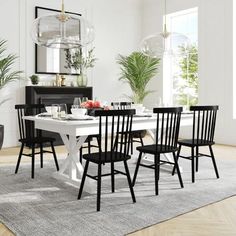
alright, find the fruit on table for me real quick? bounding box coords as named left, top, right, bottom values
left=81, top=100, right=102, bottom=108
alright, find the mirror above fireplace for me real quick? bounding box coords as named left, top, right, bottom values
left=35, top=6, right=81, bottom=75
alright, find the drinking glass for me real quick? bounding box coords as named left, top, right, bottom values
left=73, top=97, right=82, bottom=107
left=112, top=102, right=120, bottom=110
left=59, top=104, right=67, bottom=118
left=81, top=97, right=88, bottom=103
left=51, top=104, right=59, bottom=118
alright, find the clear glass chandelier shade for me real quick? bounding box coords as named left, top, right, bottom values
left=140, top=32, right=190, bottom=58
left=31, top=14, right=95, bottom=49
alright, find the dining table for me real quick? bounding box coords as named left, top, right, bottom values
left=24, top=112, right=193, bottom=193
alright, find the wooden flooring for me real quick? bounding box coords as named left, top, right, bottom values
left=128, top=196, right=236, bottom=236
left=0, top=144, right=236, bottom=236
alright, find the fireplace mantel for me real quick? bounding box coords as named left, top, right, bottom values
left=25, top=86, right=93, bottom=145
left=26, top=86, right=93, bottom=105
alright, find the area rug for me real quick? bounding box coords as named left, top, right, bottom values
left=0, top=155, right=235, bottom=236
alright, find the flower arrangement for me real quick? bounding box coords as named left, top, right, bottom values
left=80, top=100, right=102, bottom=109
left=65, top=47, right=97, bottom=73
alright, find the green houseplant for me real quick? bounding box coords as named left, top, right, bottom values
left=65, top=47, right=97, bottom=87
left=117, top=51, right=160, bottom=104
left=29, top=74, right=39, bottom=85
left=0, top=39, right=22, bottom=149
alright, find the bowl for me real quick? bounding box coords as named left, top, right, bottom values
left=131, top=104, right=145, bottom=114
left=45, top=106, right=58, bottom=114
left=71, top=108, right=87, bottom=116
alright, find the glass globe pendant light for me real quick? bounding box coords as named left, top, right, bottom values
left=141, top=0, right=189, bottom=57
left=31, top=0, right=94, bottom=49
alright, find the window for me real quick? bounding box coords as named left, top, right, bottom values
left=163, top=8, right=198, bottom=108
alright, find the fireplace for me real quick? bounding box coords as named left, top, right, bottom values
left=25, top=86, right=93, bottom=145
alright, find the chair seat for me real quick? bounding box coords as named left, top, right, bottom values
left=178, top=139, right=215, bottom=147
left=131, top=130, right=144, bottom=134
left=137, top=144, right=178, bottom=154
left=83, top=152, right=131, bottom=164
left=19, top=137, right=56, bottom=144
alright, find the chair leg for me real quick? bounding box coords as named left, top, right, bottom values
left=111, top=162, right=115, bottom=193
left=139, top=132, right=144, bottom=146
left=80, top=147, right=83, bottom=164
left=96, top=136, right=100, bottom=149
left=97, top=163, right=102, bottom=211
left=154, top=154, right=160, bottom=195
left=88, top=139, right=91, bottom=154
left=131, top=134, right=134, bottom=155
left=50, top=142, right=59, bottom=171
left=209, top=145, right=219, bottom=178
left=124, top=160, right=136, bottom=203
left=132, top=151, right=142, bottom=186
left=31, top=144, right=35, bottom=179
left=172, top=145, right=181, bottom=175
left=191, top=147, right=195, bottom=183
left=40, top=143, right=43, bottom=168
left=15, top=143, right=24, bottom=174
left=78, top=160, right=89, bottom=200
left=172, top=152, right=184, bottom=188
left=196, top=146, right=199, bottom=172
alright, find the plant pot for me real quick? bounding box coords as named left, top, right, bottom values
left=0, top=124, right=4, bottom=150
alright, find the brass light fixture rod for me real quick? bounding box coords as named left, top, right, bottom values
left=161, top=0, right=170, bottom=38
left=57, top=0, right=69, bottom=22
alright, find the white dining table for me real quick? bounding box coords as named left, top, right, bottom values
left=24, top=113, right=192, bottom=193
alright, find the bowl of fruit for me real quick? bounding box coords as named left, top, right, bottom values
left=80, top=100, right=104, bottom=116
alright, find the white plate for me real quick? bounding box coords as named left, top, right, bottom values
left=68, top=115, right=94, bottom=120
left=37, top=113, right=52, bottom=117
left=134, top=113, right=153, bottom=117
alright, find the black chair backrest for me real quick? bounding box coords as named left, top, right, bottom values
left=94, top=109, right=135, bottom=162
left=190, top=105, right=219, bottom=143
left=15, top=104, right=45, bottom=140
left=153, top=107, right=183, bottom=150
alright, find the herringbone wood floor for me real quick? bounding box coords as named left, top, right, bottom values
left=0, top=144, right=236, bottom=236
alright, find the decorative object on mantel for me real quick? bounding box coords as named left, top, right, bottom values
left=65, top=47, right=97, bottom=87
left=60, top=75, right=66, bottom=86
left=55, top=74, right=61, bottom=87
left=140, top=0, right=189, bottom=57
left=29, top=74, right=39, bottom=85
left=117, top=51, right=160, bottom=104
left=0, top=39, right=22, bottom=149
left=31, top=0, right=94, bottom=49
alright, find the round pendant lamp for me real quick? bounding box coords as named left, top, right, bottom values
left=140, top=0, right=190, bottom=57
left=31, top=0, right=94, bottom=49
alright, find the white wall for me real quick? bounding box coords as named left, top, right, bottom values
left=1, top=0, right=235, bottom=147
left=142, top=0, right=235, bottom=145
left=0, top=0, right=142, bottom=147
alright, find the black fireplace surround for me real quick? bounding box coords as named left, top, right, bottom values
left=25, top=86, right=93, bottom=145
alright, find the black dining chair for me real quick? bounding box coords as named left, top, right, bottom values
left=132, top=107, right=184, bottom=195
left=15, top=104, right=59, bottom=178
left=78, top=109, right=136, bottom=211
left=79, top=135, right=100, bottom=163
left=172, top=105, right=219, bottom=183
left=111, top=102, right=144, bottom=154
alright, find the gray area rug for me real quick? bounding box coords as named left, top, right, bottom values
left=0, top=155, right=235, bottom=236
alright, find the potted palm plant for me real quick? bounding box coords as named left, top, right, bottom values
left=117, top=51, right=160, bottom=104
left=0, top=39, right=22, bottom=149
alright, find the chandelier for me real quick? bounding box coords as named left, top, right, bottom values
left=31, top=0, right=94, bottom=49
left=140, top=0, right=189, bottom=57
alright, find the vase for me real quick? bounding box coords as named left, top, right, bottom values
left=77, top=74, right=88, bottom=87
